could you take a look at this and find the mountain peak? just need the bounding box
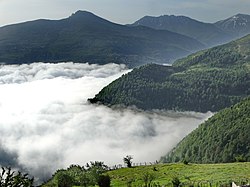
[234,13,250,18]
[215,13,250,37]
[139,14,193,22]
[68,10,112,25]
[70,10,97,19]
[228,13,250,21]
[132,14,202,29]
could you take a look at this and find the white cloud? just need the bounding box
[0,62,212,182]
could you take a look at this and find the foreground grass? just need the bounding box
[107,162,250,186]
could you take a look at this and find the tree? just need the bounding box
[123,155,133,168]
[0,167,33,187]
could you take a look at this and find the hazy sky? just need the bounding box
[0,0,250,27]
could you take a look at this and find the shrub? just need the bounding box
[98,175,111,187]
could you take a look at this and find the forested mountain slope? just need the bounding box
[162,97,250,163]
[0,11,203,67]
[89,34,250,112]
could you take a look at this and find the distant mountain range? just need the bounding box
[162,96,250,163]
[89,34,250,112]
[0,11,250,67]
[131,13,250,47]
[131,15,231,46]
[0,11,203,67]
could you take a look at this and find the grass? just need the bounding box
[107,162,250,186]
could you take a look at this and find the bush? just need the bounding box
[182,159,189,165]
[172,176,181,187]
[98,175,111,187]
[235,155,247,162]
[142,172,155,187]
[57,173,74,187]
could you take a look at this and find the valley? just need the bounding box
[0,4,249,186]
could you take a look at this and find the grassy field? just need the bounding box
[107,162,250,187]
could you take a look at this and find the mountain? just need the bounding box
[131,15,233,47]
[0,10,203,67]
[215,14,250,38]
[89,34,250,112]
[162,97,250,163]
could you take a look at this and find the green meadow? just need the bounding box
[107,162,250,187]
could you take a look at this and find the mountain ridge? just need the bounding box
[130,14,233,47]
[131,13,250,47]
[0,10,203,67]
[89,34,250,112]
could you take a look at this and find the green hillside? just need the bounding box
[0,11,203,67]
[43,162,250,187]
[162,97,250,163]
[42,98,250,187]
[89,34,250,112]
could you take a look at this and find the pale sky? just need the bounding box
[0,0,250,27]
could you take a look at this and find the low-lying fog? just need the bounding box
[0,62,212,182]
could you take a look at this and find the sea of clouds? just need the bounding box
[0,62,212,182]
